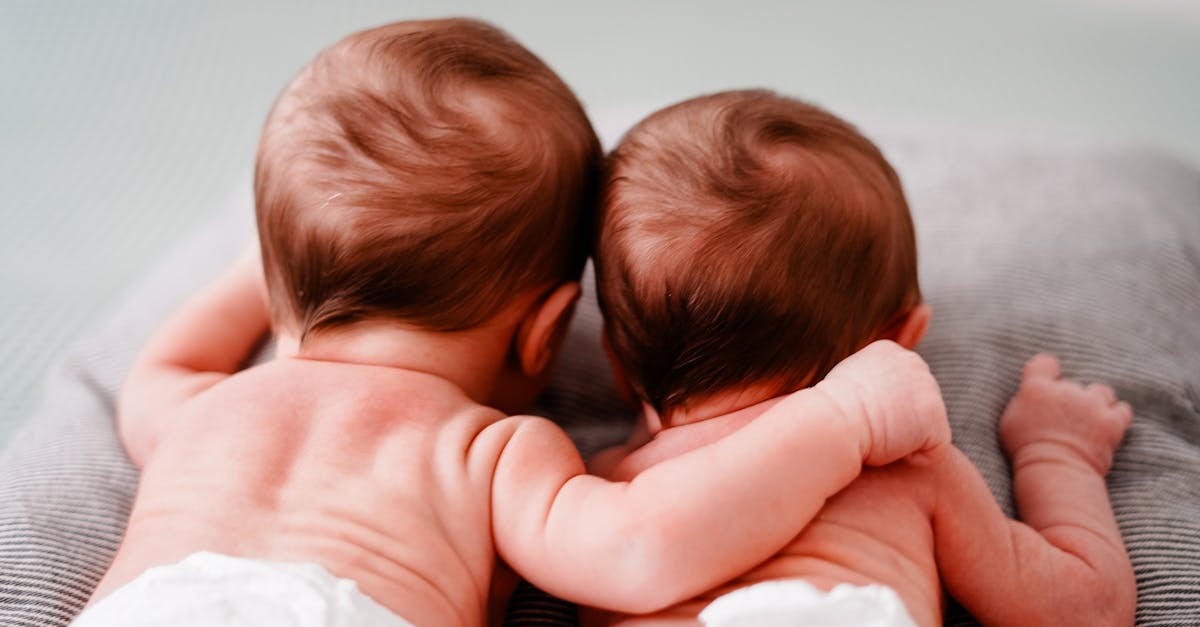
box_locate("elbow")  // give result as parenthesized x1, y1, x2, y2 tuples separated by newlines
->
(1071, 586, 1136, 627)
(1087, 549, 1137, 626)
(115, 391, 152, 468)
(1090, 572, 1137, 627)
(1059, 563, 1137, 627)
(115, 412, 152, 468)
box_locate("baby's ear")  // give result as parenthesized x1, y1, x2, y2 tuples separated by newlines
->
(274, 328, 302, 359)
(516, 282, 581, 378)
(602, 329, 638, 407)
(884, 303, 933, 350)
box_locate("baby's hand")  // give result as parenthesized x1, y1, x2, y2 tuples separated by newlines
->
(815, 340, 950, 467)
(999, 354, 1133, 475)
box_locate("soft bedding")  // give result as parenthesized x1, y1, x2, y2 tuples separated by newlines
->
(1, 112, 1198, 626)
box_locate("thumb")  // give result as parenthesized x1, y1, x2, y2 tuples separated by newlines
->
(1022, 354, 1061, 382)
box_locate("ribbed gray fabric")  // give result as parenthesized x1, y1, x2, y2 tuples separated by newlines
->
(3, 126, 1198, 626)
(887, 131, 1200, 626)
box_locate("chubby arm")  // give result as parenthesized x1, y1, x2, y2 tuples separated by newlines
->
(493, 397, 860, 614)
(932, 355, 1135, 626)
(118, 246, 271, 465)
(494, 340, 949, 614)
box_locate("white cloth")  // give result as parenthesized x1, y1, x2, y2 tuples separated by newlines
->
(71, 552, 413, 627)
(699, 579, 918, 627)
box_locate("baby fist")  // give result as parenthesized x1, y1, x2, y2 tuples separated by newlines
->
(816, 340, 950, 467)
(999, 354, 1133, 475)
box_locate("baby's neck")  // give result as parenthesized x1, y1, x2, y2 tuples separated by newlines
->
(657, 384, 788, 429)
(287, 320, 513, 407)
(612, 393, 789, 478)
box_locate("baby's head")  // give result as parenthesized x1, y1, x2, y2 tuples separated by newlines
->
(255, 18, 600, 344)
(597, 90, 929, 426)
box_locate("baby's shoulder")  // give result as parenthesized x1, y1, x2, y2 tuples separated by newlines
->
(183, 360, 504, 438)
(484, 414, 583, 471)
(482, 413, 569, 445)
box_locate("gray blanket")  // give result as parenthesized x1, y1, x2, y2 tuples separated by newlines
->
(2, 122, 1197, 626)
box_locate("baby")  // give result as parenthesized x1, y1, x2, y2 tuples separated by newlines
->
(73, 22, 950, 627)
(586, 90, 1137, 626)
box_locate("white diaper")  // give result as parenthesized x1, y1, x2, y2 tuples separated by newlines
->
(699, 579, 917, 627)
(72, 552, 413, 627)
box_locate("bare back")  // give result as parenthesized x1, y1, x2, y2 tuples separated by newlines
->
(100, 250, 964, 625)
(587, 357, 1136, 627)
(587, 433, 950, 627)
(97, 358, 518, 627)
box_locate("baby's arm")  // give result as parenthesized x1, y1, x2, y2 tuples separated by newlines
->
(118, 246, 270, 465)
(932, 355, 1135, 626)
(493, 341, 949, 614)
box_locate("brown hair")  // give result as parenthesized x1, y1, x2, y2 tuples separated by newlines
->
(597, 90, 920, 423)
(255, 18, 601, 337)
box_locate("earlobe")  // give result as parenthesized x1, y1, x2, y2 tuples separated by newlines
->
(602, 330, 638, 406)
(517, 282, 582, 378)
(640, 403, 664, 436)
(893, 303, 933, 349)
(275, 329, 301, 359)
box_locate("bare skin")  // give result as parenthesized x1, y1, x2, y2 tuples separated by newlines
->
(585, 355, 1136, 626)
(88, 253, 951, 626)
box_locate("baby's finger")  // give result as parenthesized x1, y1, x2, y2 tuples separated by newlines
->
(1086, 383, 1118, 405)
(1022, 354, 1061, 382)
(904, 440, 951, 467)
(1113, 401, 1134, 428)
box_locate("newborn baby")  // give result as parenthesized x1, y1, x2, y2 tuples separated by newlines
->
(586, 90, 1136, 626)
